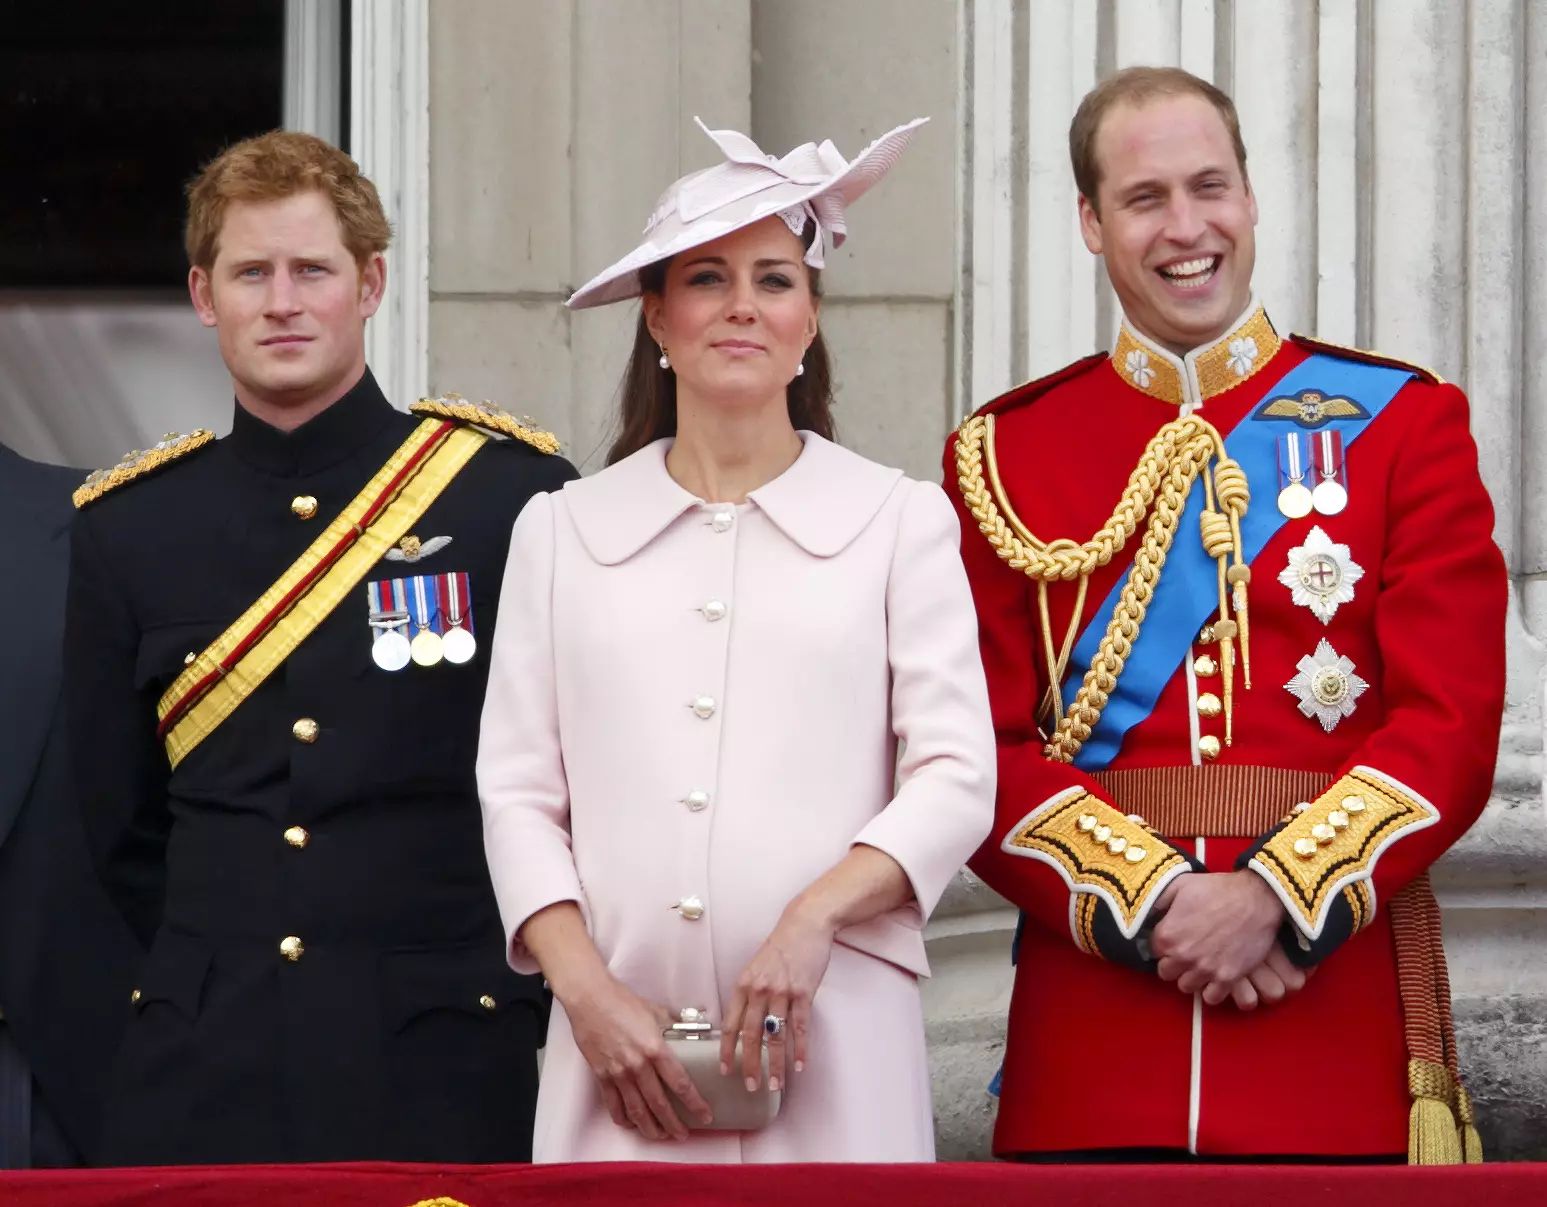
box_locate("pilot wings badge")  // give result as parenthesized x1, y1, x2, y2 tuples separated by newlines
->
(385, 535, 453, 563)
(1254, 389, 1371, 429)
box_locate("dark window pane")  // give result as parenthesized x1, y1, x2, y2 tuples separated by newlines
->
(0, 1, 285, 289)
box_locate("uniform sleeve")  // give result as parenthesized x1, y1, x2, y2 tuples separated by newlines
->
(850, 480, 995, 921)
(477, 491, 587, 973)
(64, 510, 169, 949)
(1242, 382, 1508, 963)
(943, 428, 1200, 972)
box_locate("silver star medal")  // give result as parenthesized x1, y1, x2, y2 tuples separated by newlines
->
(1285, 638, 1369, 732)
(1278, 526, 1364, 624)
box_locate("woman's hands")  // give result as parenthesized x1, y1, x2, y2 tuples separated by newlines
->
(719, 898, 836, 1093)
(520, 901, 711, 1141)
(562, 971, 713, 1140)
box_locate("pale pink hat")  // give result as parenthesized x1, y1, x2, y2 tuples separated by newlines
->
(565, 116, 929, 310)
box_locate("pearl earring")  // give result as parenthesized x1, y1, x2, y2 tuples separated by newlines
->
(795, 362, 805, 377)
(658, 346, 671, 370)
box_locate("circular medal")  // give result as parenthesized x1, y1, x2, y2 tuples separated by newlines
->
(410, 629, 444, 667)
(1277, 481, 1314, 519)
(442, 626, 477, 665)
(372, 630, 412, 672)
(1312, 479, 1348, 516)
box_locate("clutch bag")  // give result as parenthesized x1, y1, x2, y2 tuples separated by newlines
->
(663, 1007, 781, 1132)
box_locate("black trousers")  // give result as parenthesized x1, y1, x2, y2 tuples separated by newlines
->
(0, 1020, 81, 1169)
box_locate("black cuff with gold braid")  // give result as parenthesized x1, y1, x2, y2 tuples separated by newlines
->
(1003, 789, 1203, 971)
(1242, 765, 1438, 956)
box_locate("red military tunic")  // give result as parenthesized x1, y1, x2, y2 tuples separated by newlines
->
(944, 303, 1506, 1159)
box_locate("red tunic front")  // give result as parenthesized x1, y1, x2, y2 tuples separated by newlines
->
(944, 306, 1506, 1158)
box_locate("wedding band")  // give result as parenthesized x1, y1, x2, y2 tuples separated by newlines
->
(763, 1013, 785, 1037)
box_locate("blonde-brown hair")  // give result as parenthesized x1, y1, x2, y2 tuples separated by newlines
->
(1069, 66, 1248, 212)
(184, 130, 392, 270)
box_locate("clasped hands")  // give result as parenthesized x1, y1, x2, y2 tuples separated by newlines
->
(563, 899, 833, 1142)
(1149, 869, 1315, 1009)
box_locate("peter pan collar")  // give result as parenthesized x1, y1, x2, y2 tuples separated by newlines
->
(563, 431, 904, 565)
(1109, 299, 1282, 414)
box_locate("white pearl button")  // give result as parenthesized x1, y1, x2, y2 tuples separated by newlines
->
(676, 896, 706, 921)
(711, 511, 734, 533)
(684, 790, 710, 811)
(701, 599, 728, 622)
(691, 696, 717, 719)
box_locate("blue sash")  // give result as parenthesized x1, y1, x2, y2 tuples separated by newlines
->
(1062, 353, 1412, 772)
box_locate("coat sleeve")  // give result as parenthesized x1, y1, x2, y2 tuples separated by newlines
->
(850, 480, 996, 922)
(1241, 381, 1508, 963)
(477, 491, 587, 974)
(943, 427, 1201, 972)
(63, 509, 169, 949)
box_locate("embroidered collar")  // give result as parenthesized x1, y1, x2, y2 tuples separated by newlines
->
(563, 431, 904, 565)
(1109, 301, 1282, 413)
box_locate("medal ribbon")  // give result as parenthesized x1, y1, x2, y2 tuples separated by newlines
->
(1062, 353, 1414, 771)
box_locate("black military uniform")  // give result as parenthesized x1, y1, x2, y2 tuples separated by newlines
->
(63, 370, 577, 1165)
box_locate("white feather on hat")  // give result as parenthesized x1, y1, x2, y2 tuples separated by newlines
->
(565, 116, 928, 310)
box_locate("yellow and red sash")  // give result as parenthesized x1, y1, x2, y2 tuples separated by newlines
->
(156, 419, 486, 768)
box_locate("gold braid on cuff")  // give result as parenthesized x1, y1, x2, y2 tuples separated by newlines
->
(1003, 791, 1190, 939)
(953, 411, 1251, 765)
(1249, 766, 1439, 938)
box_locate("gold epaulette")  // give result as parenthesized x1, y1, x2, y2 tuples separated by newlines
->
(73, 430, 216, 509)
(411, 394, 561, 455)
(1289, 333, 1446, 385)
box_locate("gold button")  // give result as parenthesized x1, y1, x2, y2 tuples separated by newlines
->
(184, 651, 197, 666)
(130, 989, 142, 1005)
(1342, 794, 1366, 813)
(1198, 624, 1216, 644)
(1125, 846, 1147, 863)
(1293, 837, 1319, 859)
(280, 936, 305, 961)
(292, 718, 319, 743)
(1193, 655, 1217, 677)
(1106, 835, 1128, 855)
(479, 994, 497, 1011)
(284, 826, 310, 849)
(1312, 822, 1337, 844)
(1196, 692, 1222, 718)
(291, 495, 318, 519)
(1092, 824, 1113, 844)
(1198, 734, 1222, 760)
(1328, 809, 1351, 830)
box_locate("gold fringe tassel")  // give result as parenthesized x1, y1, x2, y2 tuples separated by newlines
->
(1408, 1059, 1463, 1165)
(1456, 1084, 1484, 1164)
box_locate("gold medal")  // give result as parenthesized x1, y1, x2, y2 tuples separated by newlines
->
(1278, 482, 1313, 519)
(408, 574, 444, 667)
(410, 628, 444, 667)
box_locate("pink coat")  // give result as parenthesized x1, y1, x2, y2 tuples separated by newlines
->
(478, 432, 995, 1163)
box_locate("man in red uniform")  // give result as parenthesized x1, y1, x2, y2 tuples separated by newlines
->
(946, 66, 1505, 1163)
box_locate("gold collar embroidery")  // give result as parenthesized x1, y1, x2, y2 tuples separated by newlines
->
(1110, 303, 1282, 411)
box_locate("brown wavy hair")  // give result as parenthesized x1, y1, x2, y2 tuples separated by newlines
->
(185, 130, 392, 271)
(604, 254, 835, 466)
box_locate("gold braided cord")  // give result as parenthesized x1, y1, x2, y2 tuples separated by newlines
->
(955, 412, 1250, 764)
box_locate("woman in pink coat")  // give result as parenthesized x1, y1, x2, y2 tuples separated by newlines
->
(477, 117, 995, 1163)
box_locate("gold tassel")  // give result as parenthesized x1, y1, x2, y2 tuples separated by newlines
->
(1456, 1084, 1484, 1164)
(1408, 1059, 1463, 1165)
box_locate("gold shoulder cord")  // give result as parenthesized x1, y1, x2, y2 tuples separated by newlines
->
(955, 412, 1253, 764)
